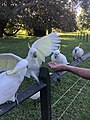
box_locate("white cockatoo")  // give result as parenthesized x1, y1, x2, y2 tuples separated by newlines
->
(51, 49, 69, 64)
(0, 59, 28, 105)
(0, 32, 61, 84)
(72, 44, 84, 60)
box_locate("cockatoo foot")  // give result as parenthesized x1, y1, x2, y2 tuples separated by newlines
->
(79, 57, 83, 61)
(76, 57, 83, 62)
(76, 58, 80, 62)
(7, 101, 13, 104)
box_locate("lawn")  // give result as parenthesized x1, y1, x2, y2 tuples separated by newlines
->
(0, 32, 90, 120)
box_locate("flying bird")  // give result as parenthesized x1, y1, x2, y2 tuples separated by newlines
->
(0, 59, 28, 105)
(51, 49, 69, 64)
(72, 44, 84, 60)
(0, 32, 61, 84)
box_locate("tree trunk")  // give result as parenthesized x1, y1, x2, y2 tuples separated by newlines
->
(48, 28, 52, 34)
(33, 28, 46, 36)
(0, 23, 4, 38)
(0, 20, 7, 38)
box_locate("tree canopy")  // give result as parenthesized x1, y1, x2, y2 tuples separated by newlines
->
(77, 0, 90, 30)
(0, 0, 88, 37)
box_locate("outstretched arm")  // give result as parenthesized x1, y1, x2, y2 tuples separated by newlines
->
(48, 62, 90, 79)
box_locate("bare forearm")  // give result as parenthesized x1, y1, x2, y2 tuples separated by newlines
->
(66, 66, 90, 79)
(48, 62, 90, 79)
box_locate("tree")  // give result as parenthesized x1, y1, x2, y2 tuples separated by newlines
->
(0, 0, 37, 37)
(0, 0, 78, 37)
(23, 0, 77, 36)
(77, 0, 90, 30)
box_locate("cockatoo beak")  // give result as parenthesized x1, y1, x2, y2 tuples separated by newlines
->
(33, 52, 37, 58)
(54, 54, 57, 58)
(75, 49, 77, 53)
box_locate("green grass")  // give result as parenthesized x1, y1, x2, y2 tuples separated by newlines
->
(0, 32, 90, 120)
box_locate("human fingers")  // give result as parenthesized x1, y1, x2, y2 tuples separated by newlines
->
(48, 62, 57, 68)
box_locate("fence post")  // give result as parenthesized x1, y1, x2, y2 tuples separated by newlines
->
(86, 33, 88, 42)
(39, 67, 51, 120)
(80, 32, 82, 40)
(83, 33, 85, 41)
(77, 33, 79, 39)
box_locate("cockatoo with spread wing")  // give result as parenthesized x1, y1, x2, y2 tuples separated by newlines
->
(0, 32, 61, 84)
(0, 59, 28, 105)
(51, 49, 70, 64)
(72, 43, 84, 60)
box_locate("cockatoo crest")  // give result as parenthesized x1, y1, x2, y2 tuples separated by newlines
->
(28, 46, 37, 58)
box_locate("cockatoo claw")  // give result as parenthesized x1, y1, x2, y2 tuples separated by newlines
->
(76, 57, 82, 62)
(79, 57, 84, 61)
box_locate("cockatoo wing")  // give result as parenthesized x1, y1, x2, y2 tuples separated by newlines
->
(32, 32, 61, 64)
(0, 53, 22, 72)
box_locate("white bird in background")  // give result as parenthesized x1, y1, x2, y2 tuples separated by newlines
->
(30, 91, 40, 100)
(72, 43, 84, 60)
(30, 91, 40, 108)
(0, 32, 61, 84)
(51, 49, 70, 65)
(0, 59, 28, 105)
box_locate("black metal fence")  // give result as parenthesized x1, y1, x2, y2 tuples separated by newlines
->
(77, 32, 89, 42)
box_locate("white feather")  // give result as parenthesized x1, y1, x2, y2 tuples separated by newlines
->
(51, 50, 69, 64)
(30, 91, 40, 100)
(0, 59, 28, 105)
(72, 46, 84, 59)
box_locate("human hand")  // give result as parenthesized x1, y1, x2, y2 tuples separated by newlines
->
(48, 62, 68, 72)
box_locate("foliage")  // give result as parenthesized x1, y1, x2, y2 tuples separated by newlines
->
(77, 0, 90, 30)
(0, 0, 78, 37)
(0, 0, 36, 37)
(24, 0, 77, 33)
